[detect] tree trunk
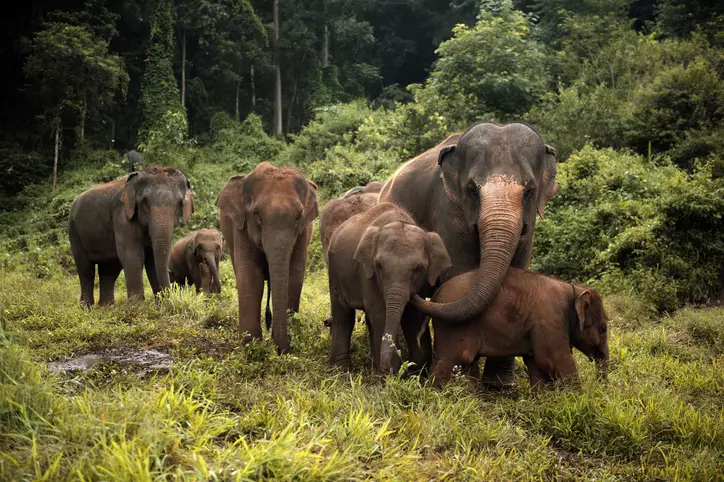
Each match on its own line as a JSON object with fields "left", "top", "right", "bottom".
{"left": 286, "top": 79, "right": 297, "bottom": 134}
{"left": 250, "top": 64, "right": 256, "bottom": 109}
{"left": 235, "top": 75, "right": 241, "bottom": 121}
{"left": 79, "top": 98, "right": 87, "bottom": 144}
{"left": 110, "top": 118, "right": 116, "bottom": 148}
{"left": 273, "top": 0, "right": 283, "bottom": 136}
{"left": 181, "top": 30, "right": 187, "bottom": 108}
{"left": 52, "top": 121, "right": 60, "bottom": 195}
{"left": 322, "top": 21, "right": 329, "bottom": 68}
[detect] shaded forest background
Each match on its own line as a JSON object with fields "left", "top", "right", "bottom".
{"left": 0, "top": 0, "right": 723, "bottom": 311}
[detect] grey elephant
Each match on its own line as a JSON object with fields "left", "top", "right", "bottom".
{"left": 380, "top": 122, "right": 558, "bottom": 388}
{"left": 169, "top": 229, "right": 223, "bottom": 294}
{"left": 68, "top": 165, "right": 194, "bottom": 306}
{"left": 216, "top": 162, "right": 318, "bottom": 354}
{"left": 327, "top": 202, "right": 451, "bottom": 374}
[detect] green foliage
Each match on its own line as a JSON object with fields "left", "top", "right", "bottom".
{"left": 209, "top": 113, "right": 285, "bottom": 172}
{"left": 534, "top": 145, "right": 724, "bottom": 311}
{"left": 139, "top": 0, "right": 185, "bottom": 142}
{"left": 139, "top": 110, "right": 192, "bottom": 166}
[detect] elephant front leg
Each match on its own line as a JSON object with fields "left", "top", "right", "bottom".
{"left": 524, "top": 356, "right": 552, "bottom": 391}
{"left": 329, "top": 299, "right": 356, "bottom": 371}
{"left": 234, "top": 253, "right": 265, "bottom": 343}
{"left": 98, "top": 261, "right": 122, "bottom": 306}
{"left": 118, "top": 244, "right": 146, "bottom": 301}
{"left": 401, "top": 306, "right": 432, "bottom": 376}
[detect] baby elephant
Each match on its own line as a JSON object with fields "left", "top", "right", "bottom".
{"left": 327, "top": 202, "right": 452, "bottom": 374}
{"left": 419, "top": 269, "right": 610, "bottom": 389}
{"left": 169, "top": 229, "right": 223, "bottom": 294}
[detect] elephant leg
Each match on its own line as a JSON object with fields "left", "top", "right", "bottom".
{"left": 401, "top": 307, "right": 432, "bottom": 375}
{"left": 329, "top": 300, "right": 355, "bottom": 371}
{"left": 98, "top": 261, "right": 122, "bottom": 306}
{"left": 366, "top": 301, "right": 389, "bottom": 373}
{"left": 363, "top": 315, "right": 375, "bottom": 368}
{"left": 144, "top": 248, "right": 162, "bottom": 296}
{"left": 117, "top": 241, "right": 145, "bottom": 301}
{"left": 462, "top": 357, "right": 481, "bottom": 391}
{"left": 524, "top": 356, "right": 552, "bottom": 391}
{"left": 76, "top": 261, "right": 96, "bottom": 307}
{"left": 481, "top": 357, "right": 517, "bottom": 390}
{"left": 234, "top": 232, "right": 265, "bottom": 343}
{"left": 552, "top": 352, "right": 580, "bottom": 388}
{"left": 430, "top": 357, "right": 456, "bottom": 388}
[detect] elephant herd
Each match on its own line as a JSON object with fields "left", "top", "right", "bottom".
{"left": 68, "top": 122, "right": 610, "bottom": 390}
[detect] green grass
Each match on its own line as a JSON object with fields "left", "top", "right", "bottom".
{"left": 0, "top": 155, "right": 722, "bottom": 480}
{"left": 1, "top": 264, "right": 722, "bottom": 481}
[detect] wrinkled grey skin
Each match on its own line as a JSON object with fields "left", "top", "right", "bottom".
{"left": 380, "top": 122, "right": 558, "bottom": 388}
{"left": 169, "top": 229, "right": 223, "bottom": 294}
{"left": 68, "top": 165, "right": 194, "bottom": 307}
{"left": 327, "top": 202, "right": 452, "bottom": 374}
{"left": 127, "top": 149, "right": 143, "bottom": 173}
{"left": 216, "top": 162, "right": 319, "bottom": 354}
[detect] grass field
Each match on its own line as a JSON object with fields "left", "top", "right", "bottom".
{"left": 1, "top": 255, "right": 722, "bottom": 481}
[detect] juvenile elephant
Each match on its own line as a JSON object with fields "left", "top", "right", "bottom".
{"left": 327, "top": 202, "right": 452, "bottom": 374}
{"left": 68, "top": 165, "right": 194, "bottom": 306}
{"left": 428, "top": 269, "right": 610, "bottom": 389}
{"left": 380, "top": 122, "right": 558, "bottom": 388}
{"left": 216, "top": 162, "right": 318, "bottom": 353}
{"left": 169, "top": 229, "right": 223, "bottom": 294}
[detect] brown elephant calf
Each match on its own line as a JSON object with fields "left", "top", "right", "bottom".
{"left": 421, "top": 269, "right": 610, "bottom": 389}
{"left": 169, "top": 229, "right": 223, "bottom": 294}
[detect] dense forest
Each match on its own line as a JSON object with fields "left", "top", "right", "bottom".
{"left": 1, "top": 1, "right": 724, "bottom": 479}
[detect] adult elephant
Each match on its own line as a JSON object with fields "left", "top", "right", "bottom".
{"left": 216, "top": 162, "right": 318, "bottom": 354}
{"left": 379, "top": 122, "right": 558, "bottom": 387}
{"left": 68, "top": 165, "right": 194, "bottom": 306}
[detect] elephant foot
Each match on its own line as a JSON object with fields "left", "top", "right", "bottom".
{"left": 480, "top": 356, "right": 516, "bottom": 390}
{"left": 241, "top": 332, "right": 262, "bottom": 345}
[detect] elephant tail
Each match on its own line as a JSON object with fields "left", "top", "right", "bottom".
{"left": 265, "top": 280, "right": 272, "bottom": 331}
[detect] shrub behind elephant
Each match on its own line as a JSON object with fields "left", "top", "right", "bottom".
{"left": 379, "top": 122, "right": 558, "bottom": 388}
{"left": 216, "top": 162, "right": 318, "bottom": 354}
{"left": 169, "top": 229, "right": 223, "bottom": 294}
{"left": 425, "top": 269, "right": 609, "bottom": 389}
{"left": 68, "top": 165, "right": 194, "bottom": 306}
{"left": 327, "top": 202, "right": 451, "bottom": 374}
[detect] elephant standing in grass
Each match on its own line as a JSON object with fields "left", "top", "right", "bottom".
{"left": 380, "top": 122, "right": 558, "bottom": 388}
{"left": 327, "top": 202, "right": 451, "bottom": 374}
{"left": 169, "top": 229, "right": 223, "bottom": 294}
{"left": 68, "top": 165, "right": 194, "bottom": 306}
{"left": 216, "top": 162, "right": 318, "bottom": 354}
{"left": 428, "top": 269, "right": 610, "bottom": 390}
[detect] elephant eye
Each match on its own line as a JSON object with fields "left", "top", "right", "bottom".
{"left": 413, "top": 264, "right": 425, "bottom": 273}
{"left": 253, "top": 208, "right": 262, "bottom": 224}
{"left": 600, "top": 325, "right": 607, "bottom": 335}
{"left": 467, "top": 182, "right": 478, "bottom": 199}
{"left": 296, "top": 211, "right": 303, "bottom": 221}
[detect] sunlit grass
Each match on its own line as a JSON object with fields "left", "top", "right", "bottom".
{"left": 1, "top": 266, "right": 723, "bottom": 480}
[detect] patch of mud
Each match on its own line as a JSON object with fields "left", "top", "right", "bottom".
{"left": 48, "top": 348, "right": 172, "bottom": 376}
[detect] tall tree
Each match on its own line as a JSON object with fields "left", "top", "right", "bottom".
{"left": 140, "top": 0, "right": 185, "bottom": 140}
{"left": 273, "top": 0, "right": 283, "bottom": 135}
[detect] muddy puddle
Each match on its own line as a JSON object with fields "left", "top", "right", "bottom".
{"left": 47, "top": 348, "right": 172, "bottom": 376}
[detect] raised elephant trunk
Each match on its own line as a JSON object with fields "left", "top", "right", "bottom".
{"left": 412, "top": 180, "right": 524, "bottom": 322}
{"left": 379, "top": 283, "right": 409, "bottom": 374}
{"left": 202, "top": 251, "right": 221, "bottom": 293}
{"left": 265, "top": 232, "right": 294, "bottom": 354}
{"left": 150, "top": 220, "right": 174, "bottom": 290}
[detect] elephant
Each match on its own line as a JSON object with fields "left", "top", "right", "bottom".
{"left": 68, "top": 165, "right": 194, "bottom": 306}
{"left": 169, "top": 229, "right": 223, "bottom": 294}
{"left": 341, "top": 181, "right": 383, "bottom": 198}
{"left": 216, "top": 162, "right": 318, "bottom": 354}
{"left": 327, "top": 202, "right": 452, "bottom": 374}
{"left": 379, "top": 122, "right": 558, "bottom": 388}
{"left": 428, "top": 268, "right": 609, "bottom": 390}
{"left": 126, "top": 149, "right": 143, "bottom": 173}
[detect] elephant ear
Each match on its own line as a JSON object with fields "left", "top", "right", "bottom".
{"left": 538, "top": 145, "right": 559, "bottom": 220}
{"left": 121, "top": 172, "right": 140, "bottom": 220}
{"left": 353, "top": 226, "right": 380, "bottom": 280}
{"left": 574, "top": 289, "right": 591, "bottom": 332}
{"left": 426, "top": 232, "right": 452, "bottom": 286}
{"left": 437, "top": 144, "right": 456, "bottom": 166}
{"left": 182, "top": 188, "right": 194, "bottom": 225}
{"left": 219, "top": 175, "right": 247, "bottom": 229}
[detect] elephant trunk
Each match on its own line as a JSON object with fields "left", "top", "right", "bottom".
{"left": 265, "top": 232, "right": 294, "bottom": 354}
{"left": 412, "top": 180, "right": 524, "bottom": 322}
{"left": 150, "top": 218, "right": 174, "bottom": 290}
{"left": 202, "top": 251, "right": 221, "bottom": 293}
{"left": 379, "top": 284, "right": 409, "bottom": 374}
{"left": 595, "top": 345, "right": 609, "bottom": 382}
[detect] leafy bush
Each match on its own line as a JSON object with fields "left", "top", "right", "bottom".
{"left": 534, "top": 145, "right": 724, "bottom": 311}
{"left": 209, "top": 113, "right": 284, "bottom": 172}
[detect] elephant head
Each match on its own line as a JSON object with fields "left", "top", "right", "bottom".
{"left": 353, "top": 221, "right": 451, "bottom": 374}
{"left": 412, "top": 123, "right": 558, "bottom": 322}
{"left": 190, "top": 229, "right": 223, "bottom": 294}
{"left": 121, "top": 165, "right": 194, "bottom": 290}
{"left": 571, "top": 287, "right": 610, "bottom": 381}
{"left": 218, "top": 162, "right": 318, "bottom": 351}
